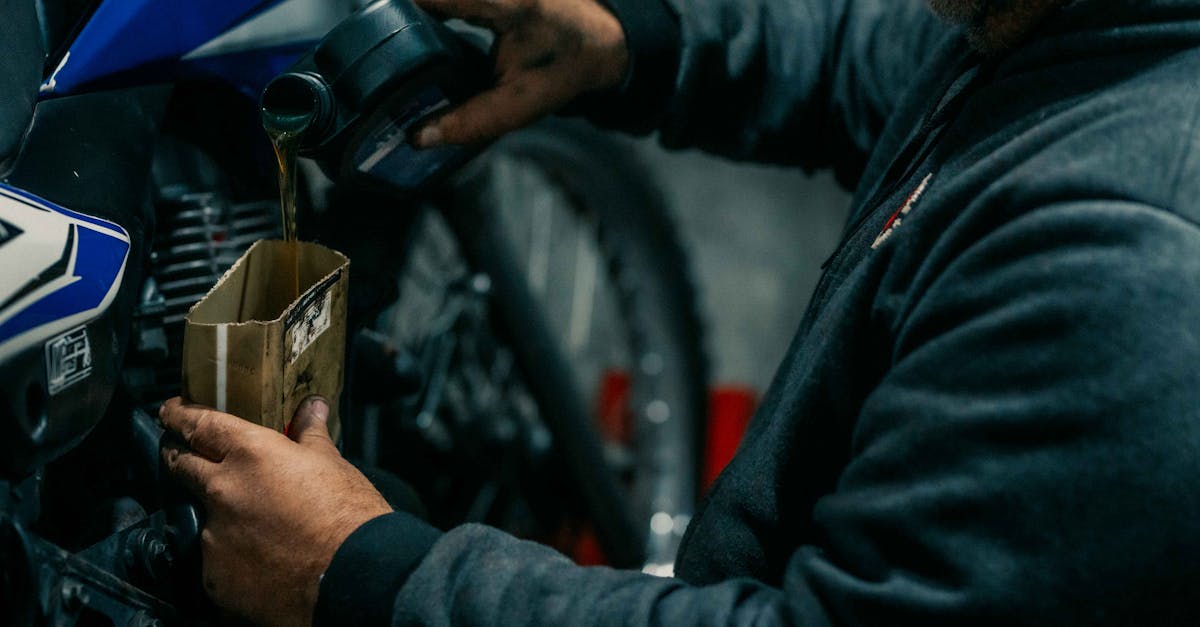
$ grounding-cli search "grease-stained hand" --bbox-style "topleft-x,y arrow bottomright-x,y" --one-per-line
160,396 -> 392,627
411,0 -> 629,147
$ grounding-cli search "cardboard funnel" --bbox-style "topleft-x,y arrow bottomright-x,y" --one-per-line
182,240 -> 348,438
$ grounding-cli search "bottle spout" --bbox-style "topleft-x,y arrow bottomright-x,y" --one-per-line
261,72 -> 335,143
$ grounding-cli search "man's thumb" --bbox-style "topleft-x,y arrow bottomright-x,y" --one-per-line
289,396 -> 335,450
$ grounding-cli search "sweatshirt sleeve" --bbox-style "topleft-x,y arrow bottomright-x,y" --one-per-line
314,512 -> 442,627
324,200 -> 1200,626
584,0 -> 948,175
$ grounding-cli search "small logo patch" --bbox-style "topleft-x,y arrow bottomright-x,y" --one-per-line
872,172 -> 933,250
45,325 -> 91,395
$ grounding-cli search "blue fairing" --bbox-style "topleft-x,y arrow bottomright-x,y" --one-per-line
0,184 -> 130,359
42,0 -> 286,97
178,43 -> 315,101
0,228 -> 126,342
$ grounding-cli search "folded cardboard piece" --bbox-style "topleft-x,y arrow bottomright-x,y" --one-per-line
182,240 -> 348,438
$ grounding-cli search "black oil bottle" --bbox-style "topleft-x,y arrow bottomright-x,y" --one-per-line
261,0 -> 491,197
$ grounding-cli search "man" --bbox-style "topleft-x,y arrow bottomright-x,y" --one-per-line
160,0 -> 1200,624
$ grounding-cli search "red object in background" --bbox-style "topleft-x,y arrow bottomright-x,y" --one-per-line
568,370 -> 633,565
704,386 -> 757,488
570,371 -> 758,564
572,525 -> 607,566
595,369 -> 633,443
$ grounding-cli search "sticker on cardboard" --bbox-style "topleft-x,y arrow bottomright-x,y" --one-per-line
285,274 -> 336,364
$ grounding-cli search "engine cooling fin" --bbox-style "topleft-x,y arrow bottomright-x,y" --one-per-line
123,191 -> 279,405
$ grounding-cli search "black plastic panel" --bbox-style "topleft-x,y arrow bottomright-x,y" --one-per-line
0,0 -> 44,172
0,85 -> 169,478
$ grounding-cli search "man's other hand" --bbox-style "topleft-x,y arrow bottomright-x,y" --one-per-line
411,0 -> 629,148
159,396 -> 393,627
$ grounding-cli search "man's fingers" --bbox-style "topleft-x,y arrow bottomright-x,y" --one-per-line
162,439 -> 220,500
413,74 -> 565,147
288,396 -> 337,453
160,397 -> 250,461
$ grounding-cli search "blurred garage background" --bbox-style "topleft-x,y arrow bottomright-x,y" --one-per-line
629,143 -> 850,395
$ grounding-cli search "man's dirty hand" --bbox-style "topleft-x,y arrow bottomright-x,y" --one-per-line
160,396 -> 393,627
411,0 -> 629,147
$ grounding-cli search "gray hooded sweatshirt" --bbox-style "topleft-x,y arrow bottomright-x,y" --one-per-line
317,0 -> 1200,624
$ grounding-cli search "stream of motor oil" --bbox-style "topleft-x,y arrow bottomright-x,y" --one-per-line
264,113 -> 309,302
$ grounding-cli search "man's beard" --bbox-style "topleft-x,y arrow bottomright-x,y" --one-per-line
928,0 -> 1069,53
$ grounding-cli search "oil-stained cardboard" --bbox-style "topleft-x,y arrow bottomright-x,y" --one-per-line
182,240 -> 348,438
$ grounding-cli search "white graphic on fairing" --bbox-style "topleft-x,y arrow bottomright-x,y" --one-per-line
0,186 -> 130,363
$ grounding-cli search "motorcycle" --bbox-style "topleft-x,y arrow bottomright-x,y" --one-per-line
0,0 -> 707,624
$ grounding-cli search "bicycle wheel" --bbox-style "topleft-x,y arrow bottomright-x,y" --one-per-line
377,119 -> 708,571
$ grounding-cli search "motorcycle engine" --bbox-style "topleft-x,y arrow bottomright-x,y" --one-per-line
123,138 -> 281,407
